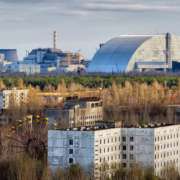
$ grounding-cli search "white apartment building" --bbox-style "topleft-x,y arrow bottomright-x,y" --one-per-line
48,124 -> 180,178
0,88 -> 29,109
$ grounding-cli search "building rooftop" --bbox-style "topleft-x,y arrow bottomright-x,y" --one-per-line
65,96 -> 101,102
52,122 -> 178,132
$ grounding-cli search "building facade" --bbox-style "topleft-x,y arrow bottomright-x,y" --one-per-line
0,49 -> 18,62
0,89 -> 29,109
12,63 -> 41,75
48,124 -> 180,178
24,48 -> 85,74
46,97 -> 103,128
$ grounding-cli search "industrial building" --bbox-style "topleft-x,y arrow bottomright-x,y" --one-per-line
48,124 -> 180,179
46,97 -> 103,128
0,49 -> 18,62
88,33 -> 180,73
23,48 -> 86,74
23,31 -> 86,74
10,62 -> 41,75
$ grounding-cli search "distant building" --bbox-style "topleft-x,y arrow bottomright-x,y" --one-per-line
24,48 -> 86,74
57,52 -> 85,73
88,33 -> 180,73
48,124 -> 180,178
12,62 -> 40,75
0,49 -> 18,62
46,97 -> 103,128
0,88 -> 29,109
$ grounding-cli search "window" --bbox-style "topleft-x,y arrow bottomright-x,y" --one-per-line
122,136 -> 126,142
69,158 -> 73,164
122,163 -> 126,167
69,139 -> 73,145
123,146 -> 126,151
130,145 -> 134,151
130,154 -> 134,160
123,154 -> 126,159
130,136 -> 134,142
69,149 -> 73,154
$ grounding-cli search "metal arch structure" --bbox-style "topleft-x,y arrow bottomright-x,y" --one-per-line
88,35 -> 152,73
88,34 -> 180,73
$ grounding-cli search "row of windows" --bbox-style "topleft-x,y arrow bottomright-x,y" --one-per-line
99,155 -> 120,162
99,136 -> 134,144
98,162 -> 131,170
91,102 -> 102,108
122,154 -> 134,160
99,145 -> 134,153
155,159 -> 179,169
155,142 -> 179,150
99,145 -> 134,152
79,115 -> 103,121
155,133 -> 179,141
99,153 -> 134,163
99,145 -> 121,153
155,150 -> 179,159
78,121 -> 96,126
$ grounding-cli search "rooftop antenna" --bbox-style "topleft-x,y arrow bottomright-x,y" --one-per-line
53,31 -> 57,51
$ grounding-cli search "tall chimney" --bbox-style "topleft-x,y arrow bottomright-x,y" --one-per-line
53,31 -> 57,50
165,33 -> 172,70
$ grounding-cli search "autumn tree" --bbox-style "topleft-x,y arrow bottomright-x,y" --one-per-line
27,85 -> 45,114
17,78 -> 25,89
0,80 -> 6,90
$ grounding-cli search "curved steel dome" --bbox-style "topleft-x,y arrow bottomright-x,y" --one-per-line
88,34 -> 180,73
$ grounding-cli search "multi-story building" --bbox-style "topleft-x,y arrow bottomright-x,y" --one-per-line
0,88 -> 29,109
48,124 -> 180,178
46,97 -> 103,128
9,62 -> 41,75
24,48 -> 86,74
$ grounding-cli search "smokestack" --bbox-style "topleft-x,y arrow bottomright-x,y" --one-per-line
53,31 -> 57,50
165,33 -> 172,71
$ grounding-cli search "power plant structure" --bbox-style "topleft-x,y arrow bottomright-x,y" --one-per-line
23,31 -> 86,74
88,33 -> 180,73
53,31 -> 57,51
0,49 -> 18,62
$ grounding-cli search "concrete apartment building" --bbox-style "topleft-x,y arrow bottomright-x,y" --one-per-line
0,88 -> 29,109
48,124 -> 180,178
46,97 -> 103,128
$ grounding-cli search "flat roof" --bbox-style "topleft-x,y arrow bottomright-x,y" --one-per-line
51,123 -> 178,132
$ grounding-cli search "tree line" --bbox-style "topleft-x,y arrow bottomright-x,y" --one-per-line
0,75 -> 179,89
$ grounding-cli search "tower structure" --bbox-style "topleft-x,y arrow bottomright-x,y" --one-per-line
165,32 -> 172,70
53,31 -> 57,51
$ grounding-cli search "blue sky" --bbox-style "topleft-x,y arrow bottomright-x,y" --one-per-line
0,0 -> 180,59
